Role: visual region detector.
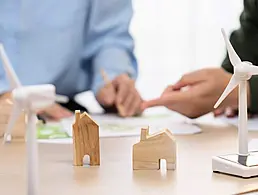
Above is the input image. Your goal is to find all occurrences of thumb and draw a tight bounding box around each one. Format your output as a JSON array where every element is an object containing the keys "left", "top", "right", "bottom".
[
  {"left": 161, "top": 85, "right": 174, "bottom": 97},
  {"left": 173, "top": 70, "right": 207, "bottom": 90},
  {"left": 96, "top": 83, "right": 116, "bottom": 106}
]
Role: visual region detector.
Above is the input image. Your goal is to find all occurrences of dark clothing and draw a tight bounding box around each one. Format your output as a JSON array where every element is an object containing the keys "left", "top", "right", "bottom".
[
  {"left": 222, "top": 0, "right": 258, "bottom": 113},
  {"left": 58, "top": 98, "right": 118, "bottom": 114}
]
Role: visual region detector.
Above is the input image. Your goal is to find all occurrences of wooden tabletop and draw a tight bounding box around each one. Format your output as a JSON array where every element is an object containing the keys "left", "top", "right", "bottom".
[{"left": 1, "top": 123, "right": 258, "bottom": 195}]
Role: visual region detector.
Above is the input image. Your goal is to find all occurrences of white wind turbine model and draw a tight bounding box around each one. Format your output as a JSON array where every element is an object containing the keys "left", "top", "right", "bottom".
[
  {"left": 0, "top": 45, "right": 68, "bottom": 142},
  {"left": 212, "top": 29, "right": 258, "bottom": 178},
  {"left": 0, "top": 43, "right": 65, "bottom": 194}
]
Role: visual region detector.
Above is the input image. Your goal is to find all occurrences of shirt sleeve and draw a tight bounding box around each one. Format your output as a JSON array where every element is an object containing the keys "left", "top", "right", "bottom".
[
  {"left": 221, "top": 0, "right": 258, "bottom": 113},
  {"left": 82, "top": 0, "right": 137, "bottom": 96}
]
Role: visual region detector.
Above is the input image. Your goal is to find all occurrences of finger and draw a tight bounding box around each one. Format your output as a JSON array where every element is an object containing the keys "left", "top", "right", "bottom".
[
  {"left": 125, "top": 91, "right": 141, "bottom": 116},
  {"left": 173, "top": 70, "right": 208, "bottom": 90},
  {"left": 128, "top": 96, "right": 142, "bottom": 116},
  {"left": 161, "top": 85, "right": 174, "bottom": 97},
  {"left": 121, "top": 92, "right": 135, "bottom": 116},
  {"left": 97, "top": 84, "right": 116, "bottom": 106},
  {"left": 213, "top": 108, "right": 225, "bottom": 117},
  {"left": 115, "top": 82, "right": 130, "bottom": 105},
  {"left": 39, "top": 104, "right": 73, "bottom": 120},
  {"left": 225, "top": 107, "right": 237, "bottom": 118},
  {"left": 112, "top": 75, "right": 135, "bottom": 105},
  {"left": 141, "top": 98, "right": 166, "bottom": 109},
  {"left": 59, "top": 108, "right": 73, "bottom": 118},
  {"left": 54, "top": 104, "right": 73, "bottom": 117},
  {"left": 141, "top": 92, "right": 188, "bottom": 110}
]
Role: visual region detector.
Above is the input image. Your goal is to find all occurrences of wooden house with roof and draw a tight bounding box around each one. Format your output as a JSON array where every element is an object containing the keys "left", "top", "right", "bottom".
[
  {"left": 73, "top": 110, "right": 100, "bottom": 166},
  {"left": 133, "top": 127, "right": 176, "bottom": 170}
]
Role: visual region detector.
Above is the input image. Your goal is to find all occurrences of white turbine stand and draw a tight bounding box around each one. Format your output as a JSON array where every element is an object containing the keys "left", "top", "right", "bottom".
[
  {"left": 0, "top": 43, "right": 68, "bottom": 194},
  {"left": 212, "top": 29, "right": 258, "bottom": 178}
]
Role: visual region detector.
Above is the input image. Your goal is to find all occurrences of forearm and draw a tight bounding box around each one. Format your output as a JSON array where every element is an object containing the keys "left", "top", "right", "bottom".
[{"left": 85, "top": 0, "right": 138, "bottom": 95}]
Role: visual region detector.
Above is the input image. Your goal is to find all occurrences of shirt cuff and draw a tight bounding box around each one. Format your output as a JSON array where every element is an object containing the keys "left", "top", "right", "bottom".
[{"left": 91, "top": 47, "right": 137, "bottom": 96}]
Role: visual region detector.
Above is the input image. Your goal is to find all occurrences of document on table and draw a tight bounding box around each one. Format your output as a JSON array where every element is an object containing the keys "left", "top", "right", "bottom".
[
  {"left": 218, "top": 116, "right": 258, "bottom": 131},
  {"left": 37, "top": 112, "right": 202, "bottom": 143},
  {"left": 60, "top": 113, "right": 202, "bottom": 137}
]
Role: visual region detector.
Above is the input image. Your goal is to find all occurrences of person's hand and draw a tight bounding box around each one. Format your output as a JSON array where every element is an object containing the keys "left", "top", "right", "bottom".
[
  {"left": 37, "top": 103, "right": 73, "bottom": 121},
  {"left": 0, "top": 92, "right": 73, "bottom": 121},
  {"left": 96, "top": 74, "right": 143, "bottom": 117},
  {"left": 213, "top": 107, "right": 254, "bottom": 118},
  {"left": 213, "top": 107, "right": 238, "bottom": 118},
  {"left": 141, "top": 68, "right": 251, "bottom": 118}
]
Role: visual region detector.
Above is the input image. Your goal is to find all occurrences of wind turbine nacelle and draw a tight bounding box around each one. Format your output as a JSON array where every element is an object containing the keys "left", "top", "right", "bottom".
[
  {"left": 234, "top": 63, "right": 253, "bottom": 80},
  {"left": 12, "top": 84, "right": 56, "bottom": 110}
]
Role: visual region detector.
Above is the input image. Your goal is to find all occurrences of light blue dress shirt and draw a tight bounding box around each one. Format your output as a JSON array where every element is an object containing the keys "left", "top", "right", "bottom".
[{"left": 0, "top": 0, "right": 137, "bottom": 98}]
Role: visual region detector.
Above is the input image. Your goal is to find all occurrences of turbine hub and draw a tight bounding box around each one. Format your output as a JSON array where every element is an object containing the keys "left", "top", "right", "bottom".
[
  {"left": 234, "top": 63, "right": 252, "bottom": 80},
  {"left": 12, "top": 85, "right": 56, "bottom": 111},
  {"left": 12, "top": 88, "right": 29, "bottom": 106}
]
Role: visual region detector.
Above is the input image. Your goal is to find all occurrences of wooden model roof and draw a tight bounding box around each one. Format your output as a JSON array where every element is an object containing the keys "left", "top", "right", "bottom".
[
  {"left": 138, "top": 128, "right": 175, "bottom": 143},
  {"left": 75, "top": 110, "right": 99, "bottom": 127}
]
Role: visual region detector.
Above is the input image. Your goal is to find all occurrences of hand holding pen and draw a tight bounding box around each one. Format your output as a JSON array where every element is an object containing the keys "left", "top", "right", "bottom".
[{"left": 97, "top": 69, "right": 143, "bottom": 117}]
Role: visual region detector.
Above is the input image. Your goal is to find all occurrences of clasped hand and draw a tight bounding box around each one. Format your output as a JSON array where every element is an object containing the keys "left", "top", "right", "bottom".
[{"left": 96, "top": 74, "right": 143, "bottom": 117}]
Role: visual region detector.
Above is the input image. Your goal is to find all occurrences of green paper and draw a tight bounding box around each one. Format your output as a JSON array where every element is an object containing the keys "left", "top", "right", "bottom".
[
  {"left": 37, "top": 124, "right": 69, "bottom": 139},
  {"left": 99, "top": 123, "right": 136, "bottom": 131}
]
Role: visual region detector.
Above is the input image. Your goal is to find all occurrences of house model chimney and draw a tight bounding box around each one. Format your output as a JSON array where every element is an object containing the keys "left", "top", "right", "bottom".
[{"left": 140, "top": 127, "right": 149, "bottom": 141}]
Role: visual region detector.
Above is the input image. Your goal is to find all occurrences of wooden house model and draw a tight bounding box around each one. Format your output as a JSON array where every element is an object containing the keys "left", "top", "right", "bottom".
[
  {"left": 73, "top": 110, "right": 100, "bottom": 166},
  {"left": 133, "top": 127, "right": 176, "bottom": 170}
]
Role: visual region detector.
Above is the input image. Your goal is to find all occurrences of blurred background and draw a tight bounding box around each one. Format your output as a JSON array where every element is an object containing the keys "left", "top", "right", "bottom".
[
  {"left": 131, "top": 0, "right": 243, "bottom": 99},
  {"left": 79, "top": 0, "right": 243, "bottom": 111}
]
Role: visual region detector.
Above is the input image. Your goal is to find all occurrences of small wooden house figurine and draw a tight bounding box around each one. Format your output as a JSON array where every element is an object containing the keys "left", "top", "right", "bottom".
[
  {"left": 133, "top": 127, "right": 176, "bottom": 170},
  {"left": 73, "top": 110, "right": 100, "bottom": 166}
]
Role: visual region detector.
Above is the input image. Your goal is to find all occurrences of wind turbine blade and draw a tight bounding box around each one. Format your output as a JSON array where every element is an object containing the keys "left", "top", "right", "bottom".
[
  {"left": 214, "top": 75, "right": 240, "bottom": 109},
  {"left": 3, "top": 103, "right": 23, "bottom": 143},
  {"left": 0, "top": 44, "right": 22, "bottom": 88},
  {"left": 244, "top": 65, "right": 258, "bottom": 75},
  {"left": 221, "top": 28, "right": 242, "bottom": 67}
]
